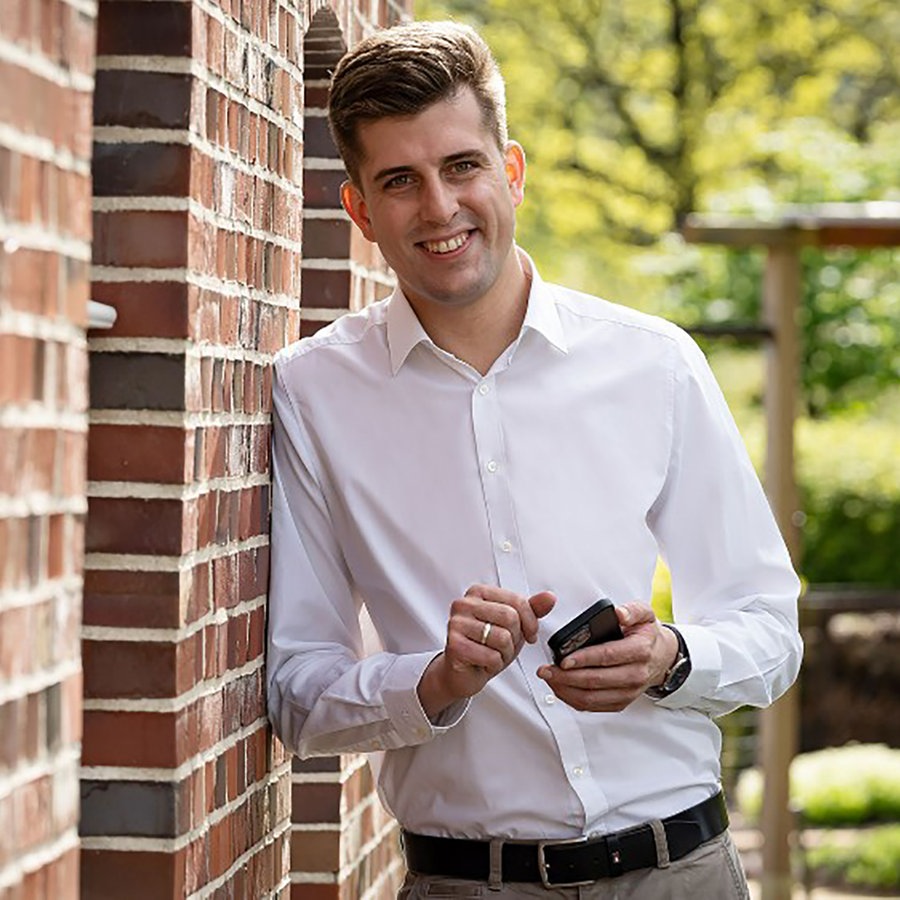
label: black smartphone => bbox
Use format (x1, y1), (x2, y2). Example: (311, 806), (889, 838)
(548, 598), (623, 665)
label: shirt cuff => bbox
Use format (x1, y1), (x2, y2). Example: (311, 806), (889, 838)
(381, 651), (469, 744)
(650, 623), (721, 708)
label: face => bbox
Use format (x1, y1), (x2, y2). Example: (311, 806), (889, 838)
(340, 87), (526, 318)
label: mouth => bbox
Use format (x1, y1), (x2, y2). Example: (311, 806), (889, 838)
(418, 230), (474, 256)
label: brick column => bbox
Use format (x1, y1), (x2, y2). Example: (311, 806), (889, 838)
(80, 0), (302, 895)
(0, 0), (96, 897)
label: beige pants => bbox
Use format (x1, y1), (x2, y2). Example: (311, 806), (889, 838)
(398, 832), (750, 900)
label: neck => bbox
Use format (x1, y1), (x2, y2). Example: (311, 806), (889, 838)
(407, 256), (532, 377)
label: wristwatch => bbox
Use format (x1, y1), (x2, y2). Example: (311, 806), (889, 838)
(645, 624), (691, 699)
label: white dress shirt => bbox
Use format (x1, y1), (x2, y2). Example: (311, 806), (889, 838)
(267, 256), (802, 839)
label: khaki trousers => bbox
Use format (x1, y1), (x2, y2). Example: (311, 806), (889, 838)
(398, 832), (750, 900)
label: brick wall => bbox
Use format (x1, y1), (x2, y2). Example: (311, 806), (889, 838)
(0, 0), (96, 896)
(1, 0), (409, 896)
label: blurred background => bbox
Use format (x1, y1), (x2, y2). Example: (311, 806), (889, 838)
(418, 1), (900, 894)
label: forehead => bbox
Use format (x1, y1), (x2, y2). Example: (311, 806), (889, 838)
(354, 88), (499, 179)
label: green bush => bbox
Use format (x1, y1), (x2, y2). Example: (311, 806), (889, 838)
(710, 360), (900, 589)
(795, 415), (900, 587)
(807, 824), (900, 892)
(736, 744), (900, 826)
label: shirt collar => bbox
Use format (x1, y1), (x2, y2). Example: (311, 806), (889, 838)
(386, 248), (568, 375)
(519, 251), (568, 356)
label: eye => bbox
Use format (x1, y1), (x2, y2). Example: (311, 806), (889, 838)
(383, 173), (414, 190)
(450, 160), (478, 175)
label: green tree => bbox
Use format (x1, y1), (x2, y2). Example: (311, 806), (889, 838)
(419, 0), (900, 415)
(420, 0), (898, 243)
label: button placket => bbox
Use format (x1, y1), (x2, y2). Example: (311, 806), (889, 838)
(470, 377), (524, 593)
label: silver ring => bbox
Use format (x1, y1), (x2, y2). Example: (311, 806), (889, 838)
(479, 622), (492, 645)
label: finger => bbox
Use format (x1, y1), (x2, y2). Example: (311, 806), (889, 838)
(537, 666), (644, 712)
(464, 584), (523, 603)
(460, 587), (531, 644)
(557, 625), (655, 670)
(446, 627), (505, 674)
(449, 605), (519, 661)
(542, 660), (651, 693)
(469, 618), (517, 663)
(522, 591), (556, 642)
(617, 601), (656, 630)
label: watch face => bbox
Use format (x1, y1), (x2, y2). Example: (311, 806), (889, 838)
(646, 625), (691, 698)
(665, 656), (691, 692)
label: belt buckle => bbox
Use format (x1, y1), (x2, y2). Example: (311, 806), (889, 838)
(536, 835), (593, 888)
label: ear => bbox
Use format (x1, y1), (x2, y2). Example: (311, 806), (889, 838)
(503, 142), (526, 207)
(340, 180), (376, 243)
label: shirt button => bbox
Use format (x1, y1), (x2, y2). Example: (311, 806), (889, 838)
(544, 694), (556, 705)
(572, 766), (584, 777)
(486, 460), (498, 473)
(500, 541), (513, 553)
(478, 383), (490, 395)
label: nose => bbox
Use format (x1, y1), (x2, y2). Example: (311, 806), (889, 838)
(419, 175), (459, 225)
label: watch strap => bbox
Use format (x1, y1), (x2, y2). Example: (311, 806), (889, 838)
(645, 624), (691, 699)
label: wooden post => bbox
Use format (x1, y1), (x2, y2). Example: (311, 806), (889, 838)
(759, 241), (803, 900)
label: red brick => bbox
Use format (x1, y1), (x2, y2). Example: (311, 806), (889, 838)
(89, 351), (186, 412)
(87, 423), (188, 484)
(89, 281), (190, 338)
(61, 669), (83, 746)
(299, 317), (328, 339)
(0, 334), (34, 403)
(94, 70), (191, 129)
(81, 848), (183, 900)
(60, 430), (86, 498)
(83, 638), (178, 700)
(46, 513), (66, 579)
(290, 885), (339, 900)
(0, 605), (31, 681)
(83, 569), (182, 629)
(96, 1), (191, 57)
(12, 774), (53, 853)
(93, 142), (191, 198)
(46, 845), (80, 900)
(82, 710), (177, 768)
(92, 210), (188, 268)
(85, 496), (184, 555)
(302, 218), (351, 258)
(290, 830), (340, 873)
(291, 783), (341, 825)
(301, 268), (351, 310)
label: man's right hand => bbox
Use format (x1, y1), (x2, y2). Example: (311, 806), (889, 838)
(418, 585), (556, 720)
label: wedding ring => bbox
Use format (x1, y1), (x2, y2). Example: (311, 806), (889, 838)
(479, 622), (492, 645)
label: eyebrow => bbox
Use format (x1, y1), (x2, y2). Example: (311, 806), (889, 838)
(372, 149), (492, 185)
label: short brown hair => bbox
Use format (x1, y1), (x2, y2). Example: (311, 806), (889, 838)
(327, 20), (508, 184)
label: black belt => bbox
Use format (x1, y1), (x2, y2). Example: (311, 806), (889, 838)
(402, 791), (728, 888)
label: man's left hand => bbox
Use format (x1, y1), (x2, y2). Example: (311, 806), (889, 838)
(536, 602), (679, 712)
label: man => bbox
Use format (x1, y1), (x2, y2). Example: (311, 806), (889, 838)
(267, 20), (802, 899)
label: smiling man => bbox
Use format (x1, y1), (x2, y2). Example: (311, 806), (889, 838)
(267, 20), (802, 899)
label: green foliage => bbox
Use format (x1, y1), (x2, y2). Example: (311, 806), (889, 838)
(650, 559), (673, 622)
(736, 744), (900, 826)
(807, 825), (900, 891)
(418, 0), (899, 241)
(418, 0), (900, 417)
(647, 353), (900, 588)
(798, 415), (900, 585)
(642, 239), (900, 418)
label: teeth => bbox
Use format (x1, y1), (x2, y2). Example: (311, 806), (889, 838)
(424, 233), (468, 254)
